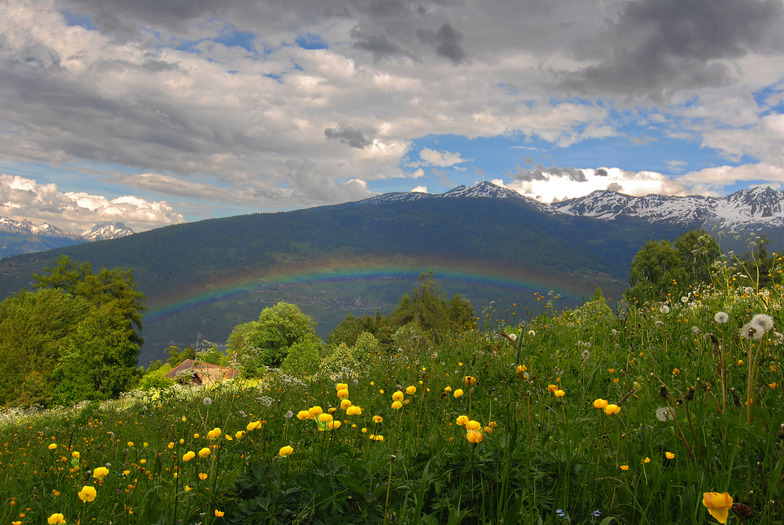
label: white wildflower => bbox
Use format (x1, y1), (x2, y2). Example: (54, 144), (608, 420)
(714, 312), (729, 324)
(655, 406), (675, 422)
(202, 397), (212, 406)
(751, 313), (774, 333)
(508, 333), (517, 342)
(528, 330), (536, 337)
(660, 305), (670, 315)
(740, 323), (764, 341)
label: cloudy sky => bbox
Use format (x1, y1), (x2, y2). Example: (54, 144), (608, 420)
(2, 0), (784, 232)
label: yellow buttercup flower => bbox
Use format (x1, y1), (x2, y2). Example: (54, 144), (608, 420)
(406, 385), (416, 395)
(199, 473), (208, 480)
(208, 427), (222, 439)
(93, 466), (109, 479)
(466, 430), (483, 444)
(554, 389), (565, 398)
(619, 465), (629, 471)
(297, 410), (310, 420)
(247, 420), (262, 431)
(444, 386), (452, 392)
(182, 451), (195, 462)
(47, 513), (66, 524)
(279, 445), (293, 457)
(198, 447), (211, 458)
(604, 404), (621, 415)
(642, 457), (651, 464)
(392, 391), (404, 401)
(465, 420), (481, 431)
(71, 451), (80, 459)
(592, 398), (609, 409)
(665, 451), (675, 459)
(337, 388), (349, 399)
(48, 443), (57, 450)
(215, 509), (225, 517)
(308, 406), (323, 417)
(335, 383), (348, 391)
(463, 376), (476, 386)
(346, 406), (362, 416)
(78, 485), (97, 502)
(547, 384), (558, 393)
(340, 399), (352, 410)
(328, 420), (341, 430)
(702, 492), (733, 524)
(391, 401), (402, 410)
(453, 389), (464, 398)
(318, 413), (333, 423)
(373, 415), (383, 423)
(456, 415), (469, 426)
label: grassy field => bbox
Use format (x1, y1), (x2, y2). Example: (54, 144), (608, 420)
(1, 259), (783, 524)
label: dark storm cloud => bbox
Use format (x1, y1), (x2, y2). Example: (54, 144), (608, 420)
(513, 164), (587, 182)
(595, 168), (608, 177)
(416, 22), (466, 64)
(561, 0), (784, 98)
(350, 27), (408, 60)
(606, 182), (624, 192)
(324, 126), (376, 148)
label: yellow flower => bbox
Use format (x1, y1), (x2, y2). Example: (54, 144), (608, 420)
(370, 434), (384, 441)
(463, 376), (476, 386)
(465, 420), (481, 431)
(215, 509), (225, 517)
(297, 410), (311, 420)
(318, 413), (333, 423)
(373, 415), (383, 423)
(607, 368), (615, 374)
(620, 465), (629, 471)
(337, 388), (349, 399)
(456, 415), (469, 426)
(642, 457), (651, 464)
(554, 389), (565, 398)
(444, 386), (452, 392)
(466, 430), (483, 443)
(672, 368), (680, 376)
(208, 427), (222, 439)
(391, 401), (402, 410)
(182, 451), (195, 462)
(168, 442), (175, 449)
(78, 485), (97, 502)
(340, 399), (352, 410)
(198, 447), (211, 459)
(547, 384), (558, 393)
(702, 492), (733, 524)
(47, 513), (66, 524)
(48, 443), (57, 450)
(279, 445), (294, 457)
(308, 406), (323, 417)
(93, 466), (109, 479)
(335, 383), (348, 391)
(185, 485), (192, 491)
(406, 385), (416, 395)
(593, 398), (609, 409)
(392, 391), (404, 401)
(199, 473), (208, 480)
(604, 404), (621, 415)
(71, 451), (80, 459)
(328, 420), (341, 430)
(127, 441), (134, 447)
(346, 406), (362, 416)
(453, 389), (464, 398)
(665, 451), (675, 460)
(247, 420), (262, 431)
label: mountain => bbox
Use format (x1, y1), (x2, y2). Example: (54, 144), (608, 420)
(0, 181), (780, 365)
(0, 218), (134, 258)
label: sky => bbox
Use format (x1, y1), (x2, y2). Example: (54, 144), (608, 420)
(2, 0), (784, 233)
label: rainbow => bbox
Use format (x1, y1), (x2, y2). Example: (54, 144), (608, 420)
(144, 263), (598, 322)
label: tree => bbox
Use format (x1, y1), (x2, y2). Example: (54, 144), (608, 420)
(228, 302), (319, 375)
(626, 230), (721, 305)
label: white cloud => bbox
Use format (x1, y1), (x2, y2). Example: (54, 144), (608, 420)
(416, 148), (467, 167)
(0, 174), (184, 232)
(680, 163), (784, 194)
(410, 185), (428, 193)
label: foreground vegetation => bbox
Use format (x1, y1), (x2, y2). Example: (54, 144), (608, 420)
(1, 237), (784, 523)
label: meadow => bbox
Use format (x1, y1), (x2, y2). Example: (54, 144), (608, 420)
(1, 258), (783, 524)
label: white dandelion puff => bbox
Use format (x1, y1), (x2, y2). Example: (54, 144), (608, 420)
(714, 312), (729, 324)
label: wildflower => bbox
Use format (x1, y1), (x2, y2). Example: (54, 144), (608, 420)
(337, 388), (349, 399)
(183, 451), (196, 462)
(48, 443), (57, 450)
(392, 391), (404, 401)
(370, 434), (384, 441)
(593, 399), (609, 409)
(547, 384), (558, 393)
(604, 404), (620, 415)
(444, 386), (452, 392)
(714, 312), (729, 324)
(202, 397), (212, 406)
(555, 509), (569, 521)
(702, 492), (733, 524)
(284, 410), (294, 419)
(71, 451), (80, 459)
(279, 445), (293, 457)
(656, 406), (675, 421)
(198, 448), (211, 459)
(215, 509), (225, 517)
(620, 465), (629, 471)
(78, 485), (97, 502)
(509, 333), (517, 341)
(328, 421), (341, 430)
(516, 365), (527, 375)
(199, 473), (208, 480)
(453, 389), (464, 398)
(554, 389), (565, 398)
(642, 457), (651, 464)
(740, 323), (764, 340)
(463, 376), (476, 386)
(296, 410), (310, 420)
(47, 513), (66, 524)
(308, 406), (323, 417)
(660, 304), (670, 314)
(318, 413), (333, 423)
(406, 385), (416, 395)
(456, 415), (469, 426)
(93, 466), (109, 479)
(373, 415), (383, 423)
(340, 399), (352, 410)
(391, 401), (403, 410)
(528, 330), (536, 337)
(465, 420), (481, 431)
(127, 441), (134, 447)
(665, 451), (675, 459)
(247, 420), (262, 431)
(336, 382), (348, 391)
(235, 430), (245, 439)
(208, 427), (222, 439)
(346, 406), (362, 416)
(466, 430), (483, 443)
(672, 368), (680, 376)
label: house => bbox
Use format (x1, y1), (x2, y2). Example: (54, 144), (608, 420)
(164, 359), (239, 386)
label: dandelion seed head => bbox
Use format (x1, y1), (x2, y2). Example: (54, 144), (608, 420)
(714, 312), (729, 324)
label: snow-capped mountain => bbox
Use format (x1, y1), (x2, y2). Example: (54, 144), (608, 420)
(0, 217), (82, 239)
(551, 186), (784, 230)
(82, 221), (136, 241)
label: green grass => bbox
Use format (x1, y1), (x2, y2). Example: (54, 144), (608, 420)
(2, 263), (784, 524)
